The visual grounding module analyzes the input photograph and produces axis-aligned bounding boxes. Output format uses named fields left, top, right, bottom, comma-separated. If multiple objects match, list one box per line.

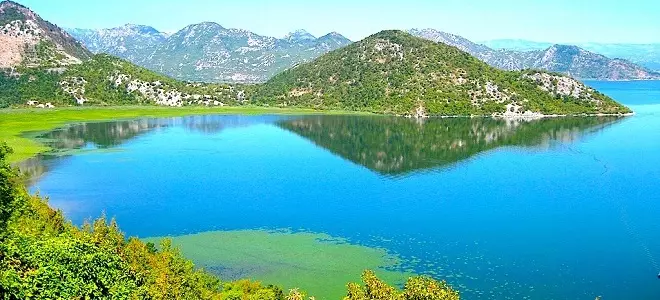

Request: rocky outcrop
left=0, top=0, right=91, bottom=68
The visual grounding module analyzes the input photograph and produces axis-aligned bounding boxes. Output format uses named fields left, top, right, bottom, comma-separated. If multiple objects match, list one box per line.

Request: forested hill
left=253, top=30, right=630, bottom=117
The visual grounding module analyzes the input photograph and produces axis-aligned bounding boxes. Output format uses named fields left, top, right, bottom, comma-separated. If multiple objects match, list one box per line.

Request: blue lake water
left=27, top=81, right=660, bottom=299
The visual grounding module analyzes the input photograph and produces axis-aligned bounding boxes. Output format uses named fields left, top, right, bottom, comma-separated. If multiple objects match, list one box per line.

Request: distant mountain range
left=67, top=24, right=351, bottom=83
left=481, top=39, right=660, bottom=72
left=410, top=29, right=660, bottom=81
left=67, top=23, right=659, bottom=82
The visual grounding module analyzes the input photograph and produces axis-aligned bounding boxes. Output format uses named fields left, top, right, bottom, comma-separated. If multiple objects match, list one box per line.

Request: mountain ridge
left=67, top=23, right=352, bottom=83
left=409, top=28, right=660, bottom=80
left=481, top=38, right=660, bottom=73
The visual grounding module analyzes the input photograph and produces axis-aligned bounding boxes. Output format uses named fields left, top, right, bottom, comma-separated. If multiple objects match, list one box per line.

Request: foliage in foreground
left=0, top=142, right=459, bottom=299
left=0, top=143, right=282, bottom=299
left=345, top=270, right=459, bottom=300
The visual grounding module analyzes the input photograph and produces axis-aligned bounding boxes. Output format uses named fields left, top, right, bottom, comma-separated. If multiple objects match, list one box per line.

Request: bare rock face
left=0, top=0, right=91, bottom=68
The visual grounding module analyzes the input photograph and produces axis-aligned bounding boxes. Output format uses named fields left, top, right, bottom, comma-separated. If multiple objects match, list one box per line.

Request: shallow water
left=27, top=81, right=660, bottom=299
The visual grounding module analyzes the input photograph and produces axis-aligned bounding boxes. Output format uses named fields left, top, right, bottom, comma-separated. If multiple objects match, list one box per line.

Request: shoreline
left=0, top=106, right=370, bottom=164
left=0, top=105, right=634, bottom=164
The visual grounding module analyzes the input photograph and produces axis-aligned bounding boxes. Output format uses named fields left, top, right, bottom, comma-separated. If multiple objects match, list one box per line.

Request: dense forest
left=0, top=143, right=460, bottom=299
left=253, top=31, right=630, bottom=116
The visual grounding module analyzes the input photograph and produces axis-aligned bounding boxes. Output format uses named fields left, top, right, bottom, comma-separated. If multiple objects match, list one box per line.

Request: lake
left=26, top=81, right=660, bottom=299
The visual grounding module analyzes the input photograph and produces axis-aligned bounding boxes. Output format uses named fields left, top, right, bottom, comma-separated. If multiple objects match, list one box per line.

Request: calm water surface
left=27, top=81, right=660, bottom=299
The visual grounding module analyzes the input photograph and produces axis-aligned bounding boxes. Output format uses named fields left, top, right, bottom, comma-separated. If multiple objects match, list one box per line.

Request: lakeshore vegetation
left=0, top=142, right=460, bottom=299
left=0, top=106, right=370, bottom=163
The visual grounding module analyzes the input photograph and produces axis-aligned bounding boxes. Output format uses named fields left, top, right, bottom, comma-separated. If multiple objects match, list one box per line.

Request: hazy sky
left=14, top=0, right=660, bottom=43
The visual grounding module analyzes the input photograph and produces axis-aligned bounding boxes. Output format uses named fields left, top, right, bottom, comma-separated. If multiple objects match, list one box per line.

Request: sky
left=13, top=0, right=660, bottom=44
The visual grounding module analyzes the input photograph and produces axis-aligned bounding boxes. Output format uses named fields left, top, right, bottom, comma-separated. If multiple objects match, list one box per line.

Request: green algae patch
left=144, top=230, right=411, bottom=300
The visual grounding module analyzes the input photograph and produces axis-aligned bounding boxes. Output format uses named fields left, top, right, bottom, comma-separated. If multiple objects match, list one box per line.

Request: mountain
left=0, top=2, right=247, bottom=108
left=0, top=0, right=91, bottom=68
left=520, top=45, right=660, bottom=80
left=253, top=30, right=629, bottom=117
left=410, top=29, right=660, bottom=80
left=482, top=38, right=660, bottom=72
left=284, top=29, right=316, bottom=42
left=67, top=24, right=167, bottom=64
left=67, top=24, right=352, bottom=83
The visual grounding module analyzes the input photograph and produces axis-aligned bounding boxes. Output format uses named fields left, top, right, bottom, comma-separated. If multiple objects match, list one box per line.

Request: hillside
left=68, top=24, right=352, bottom=83
left=0, top=54, right=249, bottom=108
left=410, top=29, right=660, bottom=80
left=0, top=0, right=91, bottom=68
left=0, top=1, right=248, bottom=109
left=254, top=30, right=630, bottom=117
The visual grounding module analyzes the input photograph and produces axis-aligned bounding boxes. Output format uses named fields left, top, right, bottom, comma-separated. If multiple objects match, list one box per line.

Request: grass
left=144, top=230, right=411, bottom=300
left=0, top=105, right=370, bottom=163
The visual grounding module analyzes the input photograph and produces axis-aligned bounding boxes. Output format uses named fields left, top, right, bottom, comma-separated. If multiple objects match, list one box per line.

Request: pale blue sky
left=14, top=0, right=660, bottom=43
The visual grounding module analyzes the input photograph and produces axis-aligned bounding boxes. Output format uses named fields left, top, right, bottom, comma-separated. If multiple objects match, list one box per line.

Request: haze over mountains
left=482, top=39, right=660, bottom=71
left=409, top=29, right=660, bottom=81
left=67, top=24, right=351, bottom=83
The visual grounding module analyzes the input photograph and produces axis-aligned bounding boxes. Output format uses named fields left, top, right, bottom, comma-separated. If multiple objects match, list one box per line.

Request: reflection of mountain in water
left=37, top=115, right=289, bottom=152
left=20, top=115, right=289, bottom=181
left=278, top=116, right=623, bottom=176
left=37, top=119, right=168, bottom=151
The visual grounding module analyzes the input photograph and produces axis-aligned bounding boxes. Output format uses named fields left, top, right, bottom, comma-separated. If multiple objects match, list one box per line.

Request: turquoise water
left=27, top=81, right=660, bottom=299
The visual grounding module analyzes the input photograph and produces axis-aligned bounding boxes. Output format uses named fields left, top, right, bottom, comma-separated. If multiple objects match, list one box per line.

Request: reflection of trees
left=22, top=115, right=289, bottom=181
left=278, top=116, right=623, bottom=176
left=15, top=155, right=58, bottom=186
left=38, top=119, right=168, bottom=150
left=36, top=115, right=288, bottom=151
